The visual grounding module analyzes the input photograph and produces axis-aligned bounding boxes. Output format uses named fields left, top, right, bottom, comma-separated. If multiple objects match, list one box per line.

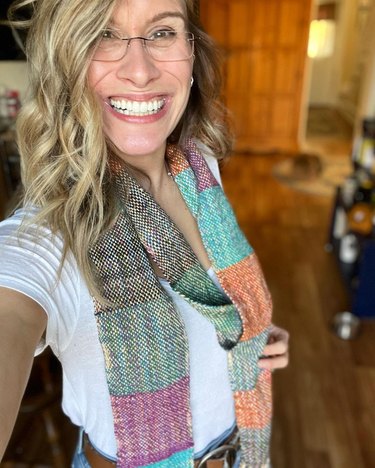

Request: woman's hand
left=258, top=324, right=289, bottom=370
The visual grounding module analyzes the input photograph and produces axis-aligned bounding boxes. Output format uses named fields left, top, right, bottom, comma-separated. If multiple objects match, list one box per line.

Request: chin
left=113, top=137, right=167, bottom=160
left=106, top=120, right=176, bottom=159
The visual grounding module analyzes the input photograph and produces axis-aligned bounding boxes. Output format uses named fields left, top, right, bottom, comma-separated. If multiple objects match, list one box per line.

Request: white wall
left=354, top=0, right=375, bottom=145
left=309, top=55, right=337, bottom=106
left=0, top=61, right=28, bottom=101
left=356, top=0, right=375, bottom=119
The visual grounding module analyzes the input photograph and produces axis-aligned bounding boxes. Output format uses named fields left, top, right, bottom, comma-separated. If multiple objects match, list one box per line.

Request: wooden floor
left=2, top=137, right=375, bottom=468
left=221, top=138, right=375, bottom=468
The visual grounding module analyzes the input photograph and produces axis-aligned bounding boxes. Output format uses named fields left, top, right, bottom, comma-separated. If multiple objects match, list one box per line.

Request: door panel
left=200, top=0, right=312, bottom=152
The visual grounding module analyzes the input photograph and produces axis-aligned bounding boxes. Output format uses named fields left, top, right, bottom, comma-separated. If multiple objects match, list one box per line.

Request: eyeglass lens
left=93, top=32, right=194, bottom=62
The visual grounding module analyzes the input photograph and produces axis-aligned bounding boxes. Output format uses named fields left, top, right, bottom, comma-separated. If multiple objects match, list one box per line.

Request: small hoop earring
left=190, top=77, right=194, bottom=87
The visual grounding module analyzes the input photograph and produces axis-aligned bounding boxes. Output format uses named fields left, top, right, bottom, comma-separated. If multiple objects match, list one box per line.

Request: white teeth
left=109, top=98, right=165, bottom=116
left=140, top=102, right=147, bottom=113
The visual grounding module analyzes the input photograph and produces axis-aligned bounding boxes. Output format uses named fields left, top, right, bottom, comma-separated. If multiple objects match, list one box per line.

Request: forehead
left=110, top=0, right=187, bottom=29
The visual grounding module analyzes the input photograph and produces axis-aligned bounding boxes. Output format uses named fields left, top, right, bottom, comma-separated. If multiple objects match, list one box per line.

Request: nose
left=116, top=38, right=160, bottom=87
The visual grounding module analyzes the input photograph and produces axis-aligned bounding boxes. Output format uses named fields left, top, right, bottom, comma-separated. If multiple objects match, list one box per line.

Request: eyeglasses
left=92, top=30, right=195, bottom=62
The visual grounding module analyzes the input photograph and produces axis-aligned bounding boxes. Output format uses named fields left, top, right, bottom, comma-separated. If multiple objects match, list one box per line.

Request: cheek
left=87, top=61, right=108, bottom=94
left=171, top=62, right=193, bottom=95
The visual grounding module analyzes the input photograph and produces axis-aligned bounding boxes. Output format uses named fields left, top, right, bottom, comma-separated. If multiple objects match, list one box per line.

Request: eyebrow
left=109, top=11, right=186, bottom=29
left=148, top=11, right=186, bottom=25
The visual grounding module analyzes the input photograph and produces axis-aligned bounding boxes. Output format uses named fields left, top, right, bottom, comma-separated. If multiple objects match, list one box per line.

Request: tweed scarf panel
left=113, top=166, right=243, bottom=350
left=167, top=141, right=273, bottom=466
left=89, top=211, right=194, bottom=467
left=89, top=140, right=273, bottom=467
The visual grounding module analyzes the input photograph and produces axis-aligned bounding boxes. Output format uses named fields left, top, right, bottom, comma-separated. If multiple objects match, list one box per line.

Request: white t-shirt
left=0, top=153, right=235, bottom=458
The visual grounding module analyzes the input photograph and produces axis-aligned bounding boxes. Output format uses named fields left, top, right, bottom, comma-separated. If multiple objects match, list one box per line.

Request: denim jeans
left=71, top=428, right=116, bottom=468
left=71, top=427, right=241, bottom=467
left=194, top=423, right=241, bottom=468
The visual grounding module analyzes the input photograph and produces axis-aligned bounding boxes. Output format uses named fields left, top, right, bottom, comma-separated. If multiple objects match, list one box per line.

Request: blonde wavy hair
left=8, top=0, right=233, bottom=297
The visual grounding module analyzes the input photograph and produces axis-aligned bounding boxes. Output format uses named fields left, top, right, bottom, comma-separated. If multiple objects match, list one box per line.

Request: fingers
left=258, top=324, right=290, bottom=370
left=262, top=338, right=288, bottom=357
left=263, top=327, right=289, bottom=354
left=258, top=353, right=289, bottom=370
left=268, top=324, right=289, bottom=344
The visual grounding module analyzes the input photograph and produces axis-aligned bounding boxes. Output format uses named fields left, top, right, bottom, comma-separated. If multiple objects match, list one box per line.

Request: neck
left=117, top=144, right=172, bottom=195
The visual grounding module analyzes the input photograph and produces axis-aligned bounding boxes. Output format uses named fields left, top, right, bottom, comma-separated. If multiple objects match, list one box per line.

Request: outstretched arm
left=0, top=287, right=47, bottom=461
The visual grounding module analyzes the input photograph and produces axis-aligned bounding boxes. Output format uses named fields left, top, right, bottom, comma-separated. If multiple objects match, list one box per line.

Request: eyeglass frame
left=92, top=31, right=196, bottom=63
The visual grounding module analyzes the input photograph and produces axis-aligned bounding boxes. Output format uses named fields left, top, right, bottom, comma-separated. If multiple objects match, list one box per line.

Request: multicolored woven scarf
left=89, top=139, right=273, bottom=467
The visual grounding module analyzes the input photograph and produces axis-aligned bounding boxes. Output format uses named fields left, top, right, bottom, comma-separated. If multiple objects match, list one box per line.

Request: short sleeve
left=0, top=209, right=81, bottom=356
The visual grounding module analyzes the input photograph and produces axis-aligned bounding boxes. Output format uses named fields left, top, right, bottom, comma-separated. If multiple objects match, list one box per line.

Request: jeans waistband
left=194, top=427, right=240, bottom=468
left=74, top=427, right=240, bottom=468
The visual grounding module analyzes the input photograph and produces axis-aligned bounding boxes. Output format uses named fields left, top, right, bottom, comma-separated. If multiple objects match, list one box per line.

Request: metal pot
left=331, top=311, right=361, bottom=340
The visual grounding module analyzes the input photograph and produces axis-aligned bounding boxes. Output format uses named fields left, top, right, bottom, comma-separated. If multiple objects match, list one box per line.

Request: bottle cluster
left=332, top=118, right=375, bottom=264
left=0, top=85, right=20, bottom=121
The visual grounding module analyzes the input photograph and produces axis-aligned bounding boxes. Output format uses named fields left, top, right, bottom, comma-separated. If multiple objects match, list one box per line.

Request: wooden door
left=200, top=0, right=312, bottom=153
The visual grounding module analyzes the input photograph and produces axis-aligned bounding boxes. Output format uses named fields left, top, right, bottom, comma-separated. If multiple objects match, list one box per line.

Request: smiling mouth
left=109, top=98, right=165, bottom=116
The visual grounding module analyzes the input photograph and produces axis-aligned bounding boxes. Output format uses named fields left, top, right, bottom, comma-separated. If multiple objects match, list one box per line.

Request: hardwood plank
left=354, top=368, right=375, bottom=468
left=304, top=450, right=332, bottom=468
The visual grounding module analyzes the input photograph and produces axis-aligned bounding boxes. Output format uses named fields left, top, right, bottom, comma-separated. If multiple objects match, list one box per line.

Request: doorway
left=303, top=0, right=373, bottom=159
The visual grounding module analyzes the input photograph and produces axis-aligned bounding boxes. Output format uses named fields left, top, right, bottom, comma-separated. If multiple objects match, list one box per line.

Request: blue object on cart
left=353, top=240, right=375, bottom=318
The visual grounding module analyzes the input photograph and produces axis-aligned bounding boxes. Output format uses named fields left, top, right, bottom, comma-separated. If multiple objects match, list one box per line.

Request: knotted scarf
left=89, top=139, right=273, bottom=467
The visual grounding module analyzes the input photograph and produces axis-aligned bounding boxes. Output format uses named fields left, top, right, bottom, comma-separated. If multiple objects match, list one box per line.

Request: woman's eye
left=150, top=30, right=177, bottom=41
left=101, top=30, right=117, bottom=40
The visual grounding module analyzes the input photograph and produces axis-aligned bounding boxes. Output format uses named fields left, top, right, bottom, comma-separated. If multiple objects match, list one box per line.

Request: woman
left=0, top=0, right=289, bottom=467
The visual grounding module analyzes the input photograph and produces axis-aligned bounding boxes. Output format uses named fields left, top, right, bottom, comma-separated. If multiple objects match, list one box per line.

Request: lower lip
left=106, top=99, right=169, bottom=123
